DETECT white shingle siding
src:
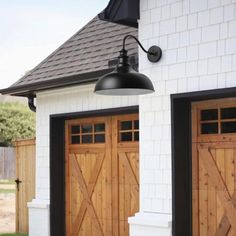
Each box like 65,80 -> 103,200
28,85 -> 138,235
129,0 -> 236,234
29,0 -> 236,235
36,85 -> 138,199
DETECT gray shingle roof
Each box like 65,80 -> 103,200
1,16 -> 137,96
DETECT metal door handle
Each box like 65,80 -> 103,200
15,178 -> 22,191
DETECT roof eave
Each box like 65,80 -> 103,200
0,68 -> 113,97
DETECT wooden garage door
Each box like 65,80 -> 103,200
65,114 -> 139,236
192,98 -> 236,236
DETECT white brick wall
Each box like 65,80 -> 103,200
29,84 -> 138,235
130,0 -> 236,234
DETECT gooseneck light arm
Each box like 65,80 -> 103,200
123,35 -> 150,54
122,35 -> 162,63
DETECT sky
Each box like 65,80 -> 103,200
0,0 -> 109,89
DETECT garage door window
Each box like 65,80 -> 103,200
200,107 -> 236,135
119,119 -> 139,142
70,123 -> 105,144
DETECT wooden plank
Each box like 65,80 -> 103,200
68,147 -> 105,153
198,146 -> 208,236
15,139 -> 35,233
215,192 -> 236,235
111,116 -> 119,236
0,147 -> 15,179
71,155 -> 104,236
116,114 -> 139,236
207,148 -> 216,236
225,149 -> 235,196
124,165 -> 130,236
95,156 -> 102,229
104,117 -> 112,235
129,153 -> 139,212
191,103 -> 198,143
228,228 -> 234,236
198,142 -> 236,149
192,141 -> 199,236
234,149 -> 236,206
4,147 -> 15,179
119,157 -> 125,234
199,148 -> 236,233
199,189 -> 208,236
207,186 -> 216,235
215,215 -> 231,236
14,138 -> 36,147
119,153 -> 138,186
71,153 -> 105,236
192,97 -> 236,110
15,144 -> 19,233
117,143 -> 139,150
216,149 -> 225,230
196,135 -> 236,143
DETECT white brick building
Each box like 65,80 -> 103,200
1,0 -> 236,235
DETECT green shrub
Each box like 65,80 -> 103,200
0,102 -> 35,146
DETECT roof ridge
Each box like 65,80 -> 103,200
11,16 -> 99,86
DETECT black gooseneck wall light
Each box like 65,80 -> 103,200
94,35 -> 162,96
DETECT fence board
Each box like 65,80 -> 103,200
15,138 -> 35,233
0,147 -> 15,179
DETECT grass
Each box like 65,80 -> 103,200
0,234 -> 28,236
0,180 -> 15,185
0,179 -> 16,193
0,189 -> 15,194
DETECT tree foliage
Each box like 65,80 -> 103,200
0,102 -> 35,146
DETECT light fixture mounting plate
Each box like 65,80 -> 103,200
147,46 -> 162,63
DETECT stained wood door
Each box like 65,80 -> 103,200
15,139 -> 36,233
65,114 -> 139,236
192,98 -> 236,236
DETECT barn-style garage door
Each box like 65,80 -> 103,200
65,114 -> 139,236
192,98 -> 236,236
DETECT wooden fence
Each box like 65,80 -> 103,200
0,147 -> 15,179
15,138 -> 36,233
0,139 -> 36,233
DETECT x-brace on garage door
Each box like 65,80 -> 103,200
65,114 -> 139,236
192,98 -> 236,236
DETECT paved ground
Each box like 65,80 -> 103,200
0,184 -> 15,190
0,184 -> 15,233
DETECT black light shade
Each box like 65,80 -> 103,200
94,35 -> 162,96
94,49 -> 155,95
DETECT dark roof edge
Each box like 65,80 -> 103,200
98,0 -> 139,28
0,68 -> 113,97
